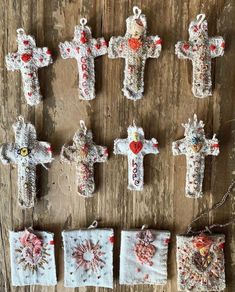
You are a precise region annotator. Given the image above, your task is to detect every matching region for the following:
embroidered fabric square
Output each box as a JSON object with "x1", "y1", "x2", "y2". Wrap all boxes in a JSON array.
[
  {"x1": 176, "y1": 234, "x2": 226, "y2": 291},
  {"x1": 119, "y1": 229, "x2": 170, "y2": 285},
  {"x1": 9, "y1": 229, "x2": 57, "y2": 286},
  {"x1": 62, "y1": 228, "x2": 114, "y2": 288}
]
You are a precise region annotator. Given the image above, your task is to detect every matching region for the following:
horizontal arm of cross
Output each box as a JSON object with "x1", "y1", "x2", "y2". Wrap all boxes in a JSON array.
[
  {"x1": 5, "y1": 53, "x2": 21, "y2": 71},
  {"x1": 175, "y1": 41, "x2": 193, "y2": 60},
  {"x1": 143, "y1": 138, "x2": 159, "y2": 154},
  {"x1": 59, "y1": 41, "x2": 77, "y2": 59},
  {"x1": 32, "y1": 141, "x2": 53, "y2": 164},
  {"x1": 33, "y1": 47, "x2": 53, "y2": 68},
  {"x1": 146, "y1": 36, "x2": 162, "y2": 58},
  {"x1": 204, "y1": 135, "x2": 220, "y2": 156},
  {"x1": 94, "y1": 145, "x2": 108, "y2": 162},
  {"x1": 113, "y1": 138, "x2": 129, "y2": 155},
  {"x1": 172, "y1": 138, "x2": 187, "y2": 155},
  {"x1": 108, "y1": 36, "x2": 126, "y2": 59},
  {"x1": 91, "y1": 37, "x2": 108, "y2": 57},
  {"x1": 209, "y1": 37, "x2": 225, "y2": 58},
  {"x1": 0, "y1": 143, "x2": 17, "y2": 164}
]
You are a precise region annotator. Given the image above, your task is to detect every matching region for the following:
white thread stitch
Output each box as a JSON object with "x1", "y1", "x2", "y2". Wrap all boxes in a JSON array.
[
  {"x1": 120, "y1": 228, "x2": 170, "y2": 285},
  {"x1": 0, "y1": 116, "x2": 53, "y2": 208},
  {"x1": 176, "y1": 234, "x2": 226, "y2": 291},
  {"x1": 5, "y1": 28, "x2": 53, "y2": 106},
  {"x1": 114, "y1": 121, "x2": 159, "y2": 190},
  {"x1": 175, "y1": 14, "x2": 225, "y2": 98},
  {"x1": 108, "y1": 6, "x2": 162, "y2": 100},
  {"x1": 60, "y1": 121, "x2": 108, "y2": 197},
  {"x1": 59, "y1": 18, "x2": 107, "y2": 100},
  {"x1": 172, "y1": 114, "x2": 219, "y2": 198}
]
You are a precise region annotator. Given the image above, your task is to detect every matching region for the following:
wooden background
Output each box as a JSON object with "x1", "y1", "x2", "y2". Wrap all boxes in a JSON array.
[{"x1": 0, "y1": 0, "x2": 235, "y2": 291}]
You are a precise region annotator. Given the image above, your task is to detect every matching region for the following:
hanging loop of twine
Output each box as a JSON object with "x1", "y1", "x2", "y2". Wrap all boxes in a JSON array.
[
  {"x1": 18, "y1": 115, "x2": 24, "y2": 123},
  {"x1": 186, "y1": 181, "x2": 235, "y2": 235},
  {"x1": 80, "y1": 18, "x2": 87, "y2": 27},
  {"x1": 196, "y1": 13, "x2": 206, "y2": 26},
  {"x1": 133, "y1": 6, "x2": 141, "y2": 19},
  {"x1": 141, "y1": 224, "x2": 148, "y2": 230},
  {"x1": 88, "y1": 220, "x2": 98, "y2": 229},
  {"x1": 80, "y1": 120, "x2": 87, "y2": 135}
]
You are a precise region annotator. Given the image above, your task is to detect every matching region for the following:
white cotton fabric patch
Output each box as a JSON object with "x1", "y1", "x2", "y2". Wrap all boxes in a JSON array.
[
  {"x1": 62, "y1": 229, "x2": 114, "y2": 288},
  {"x1": 175, "y1": 14, "x2": 224, "y2": 98},
  {"x1": 5, "y1": 28, "x2": 53, "y2": 106},
  {"x1": 172, "y1": 114, "x2": 219, "y2": 198},
  {"x1": 59, "y1": 18, "x2": 107, "y2": 100},
  {"x1": 114, "y1": 122, "x2": 159, "y2": 190},
  {"x1": 119, "y1": 229, "x2": 170, "y2": 285},
  {"x1": 176, "y1": 234, "x2": 226, "y2": 291},
  {"x1": 9, "y1": 230, "x2": 57, "y2": 286},
  {"x1": 108, "y1": 6, "x2": 162, "y2": 100}
]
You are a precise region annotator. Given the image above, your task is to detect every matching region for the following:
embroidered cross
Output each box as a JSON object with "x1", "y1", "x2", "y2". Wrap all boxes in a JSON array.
[
  {"x1": 108, "y1": 6, "x2": 162, "y2": 100},
  {"x1": 172, "y1": 114, "x2": 219, "y2": 198},
  {"x1": 175, "y1": 14, "x2": 225, "y2": 98},
  {"x1": 60, "y1": 120, "x2": 108, "y2": 197},
  {"x1": 114, "y1": 121, "x2": 159, "y2": 190},
  {"x1": 59, "y1": 18, "x2": 107, "y2": 100},
  {"x1": 0, "y1": 116, "x2": 53, "y2": 208},
  {"x1": 5, "y1": 28, "x2": 53, "y2": 106}
]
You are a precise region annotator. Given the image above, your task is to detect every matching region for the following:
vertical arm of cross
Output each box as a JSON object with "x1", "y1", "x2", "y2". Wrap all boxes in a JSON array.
[
  {"x1": 209, "y1": 37, "x2": 225, "y2": 58},
  {"x1": 172, "y1": 138, "x2": 187, "y2": 155},
  {"x1": 146, "y1": 36, "x2": 162, "y2": 58},
  {"x1": 33, "y1": 47, "x2": 53, "y2": 68},
  {"x1": 108, "y1": 37, "x2": 126, "y2": 58},
  {"x1": 204, "y1": 134, "x2": 220, "y2": 156},
  {"x1": 59, "y1": 41, "x2": 77, "y2": 59},
  {"x1": 175, "y1": 41, "x2": 194, "y2": 60},
  {"x1": 5, "y1": 53, "x2": 21, "y2": 71},
  {"x1": 91, "y1": 37, "x2": 108, "y2": 57},
  {"x1": 94, "y1": 145, "x2": 109, "y2": 162},
  {"x1": 143, "y1": 138, "x2": 159, "y2": 154}
]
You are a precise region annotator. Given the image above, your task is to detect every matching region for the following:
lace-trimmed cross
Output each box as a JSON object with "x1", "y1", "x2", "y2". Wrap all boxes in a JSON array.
[
  {"x1": 59, "y1": 18, "x2": 107, "y2": 100},
  {"x1": 175, "y1": 14, "x2": 225, "y2": 98},
  {"x1": 5, "y1": 28, "x2": 53, "y2": 106},
  {"x1": 108, "y1": 6, "x2": 162, "y2": 100},
  {"x1": 0, "y1": 116, "x2": 53, "y2": 208},
  {"x1": 172, "y1": 114, "x2": 219, "y2": 198},
  {"x1": 60, "y1": 120, "x2": 108, "y2": 197},
  {"x1": 114, "y1": 121, "x2": 159, "y2": 190}
]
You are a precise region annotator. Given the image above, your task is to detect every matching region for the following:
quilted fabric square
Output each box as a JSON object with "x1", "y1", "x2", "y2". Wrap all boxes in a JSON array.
[
  {"x1": 119, "y1": 229, "x2": 170, "y2": 285},
  {"x1": 176, "y1": 234, "x2": 226, "y2": 291},
  {"x1": 62, "y1": 229, "x2": 114, "y2": 288},
  {"x1": 9, "y1": 229, "x2": 57, "y2": 286}
]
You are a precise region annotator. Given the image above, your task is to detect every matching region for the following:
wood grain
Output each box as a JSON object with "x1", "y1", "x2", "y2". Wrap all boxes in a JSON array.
[{"x1": 0, "y1": 0, "x2": 235, "y2": 291}]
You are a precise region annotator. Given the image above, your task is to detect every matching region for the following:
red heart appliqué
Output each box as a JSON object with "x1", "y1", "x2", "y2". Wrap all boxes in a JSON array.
[
  {"x1": 129, "y1": 141, "x2": 143, "y2": 154},
  {"x1": 21, "y1": 53, "x2": 32, "y2": 62}
]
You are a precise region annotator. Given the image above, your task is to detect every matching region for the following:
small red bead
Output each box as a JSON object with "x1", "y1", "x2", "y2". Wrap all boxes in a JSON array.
[
  {"x1": 21, "y1": 53, "x2": 32, "y2": 62},
  {"x1": 95, "y1": 43, "x2": 101, "y2": 49},
  {"x1": 46, "y1": 49, "x2": 52, "y2": 55},
  {"x1": 28, "y1": 92, "x2": 32, "y2": 96},
  {"x1": 221, "y1": 42, "x2": 225, "y2": 49},
  {"x1": 210, "y1": 44, "x2": 216, "y2": 51},
  {"x1": 66, "y1": 48, "x2": 70, "y2": 52},
  {"x1": 212, "y1": 143, "x2": 219, "y2": 148},
  {"x1": 183, "y1": 43, "x2": 190, "y2": 50},
  {"x1": 156, "y1": 38, "x2": 162, "y2": 45},
  {"x1": 109, "y1": 236, "x2": 115, "y2": 244},
  {"x1": 23, "y1": 40, "x2": 29, "y2": 45},
  {"x1": 47, "y1": 147, "x2": 52, "y2": 153},
  {"x1": 80, "y1": 36, "x2": 88, "y2": 44}
]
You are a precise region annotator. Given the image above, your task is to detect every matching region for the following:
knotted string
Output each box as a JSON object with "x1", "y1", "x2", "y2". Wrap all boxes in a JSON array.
[{"x1": 187, "y1": 181, "x2": 235, "y2": 235}]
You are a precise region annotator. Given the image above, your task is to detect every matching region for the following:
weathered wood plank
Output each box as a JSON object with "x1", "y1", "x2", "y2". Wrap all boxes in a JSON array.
[{"x1": 0, "y1": 0, "x2": 234, "y2": 291}]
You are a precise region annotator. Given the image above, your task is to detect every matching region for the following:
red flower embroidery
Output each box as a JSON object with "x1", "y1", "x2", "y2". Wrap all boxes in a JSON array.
[
  {"x1": 128, "y1": 38, "x2": 142, "y2": 51},
  {"x1": 72, "y1": 240, "x2": 105, "y2": 273},
  {"x1": 192, "y1": 234, "x2": 213, "y2": 256}
]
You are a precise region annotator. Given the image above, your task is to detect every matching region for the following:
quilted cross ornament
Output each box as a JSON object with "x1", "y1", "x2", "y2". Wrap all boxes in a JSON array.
[
  {"x1": 60, "y1": 120, "x2": 108, "y2": 197},
  {"x1": 172, "y1": 114, "x2": 219, "y2": 198},
  {"x1": 62, "y1": 221, "x2": 114, "y2": 288},
  {"x1": 5, "y1": 28, "x2": 53, "y2": 106},
  {"x1": 120, "y1": 226, "x2": 170, "y2": 285},
  {"x1": 9, "y1": 228, "x2": 57, "y2": 286},
  {"x1": 176, "y1": 234, "x2": 226, "y2": 291},
  {"x1": 114, "y1": 121, "x2": 159, "y2": 190},
  {"x1": 108, "y1": 6, "x2": 162, "y2": 100},
  {"x1": 0, "y1": 116, "x2": 53, "y2": 208},
  {"x1": 59, "y1": 18, "x2": 107, "y2": 100},
  {"x1": 175, "y1": 14, "x2": 225, "y2": 98}
]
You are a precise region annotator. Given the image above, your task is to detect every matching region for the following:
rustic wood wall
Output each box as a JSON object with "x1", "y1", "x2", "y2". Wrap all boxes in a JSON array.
[{"x1": 0, "y1": 0, "x2": 235, "y2": 291}]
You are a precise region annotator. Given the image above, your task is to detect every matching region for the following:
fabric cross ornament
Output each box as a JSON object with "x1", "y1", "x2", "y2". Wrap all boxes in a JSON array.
[
  {"x1": 9, "y1": 228, "x2": 57, "y2": 286},
  {"x1": 60, "y1": 120, "x2": 108, "y2": 197},
  {"x1": 62, "y1": 221, "x2": 114, "y2": 288},
  {"x1": 108, "y1": 6, "x2": 162, "y2": 100},
  {"x1": 120, "y1": 226, "x2": 170, "y2": 285},
  {"x1": 114, "y1": 121, "x2": 159, "y2": 190},
  {"x1": 0, "y1": 116, "x2": 53, "y2": 208},
  {"x1": 59, "y1": 18, "x2": 107, "y2": 100},
  {"x1": 175, "y1": 14, "x2": 225, "y2": 98},
  {"x1": 172, "y1": 114, "x2": 219, "y2": 198},
  {"x1": 5, "y1": 28, "x2": 53, "y2": 106}
]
